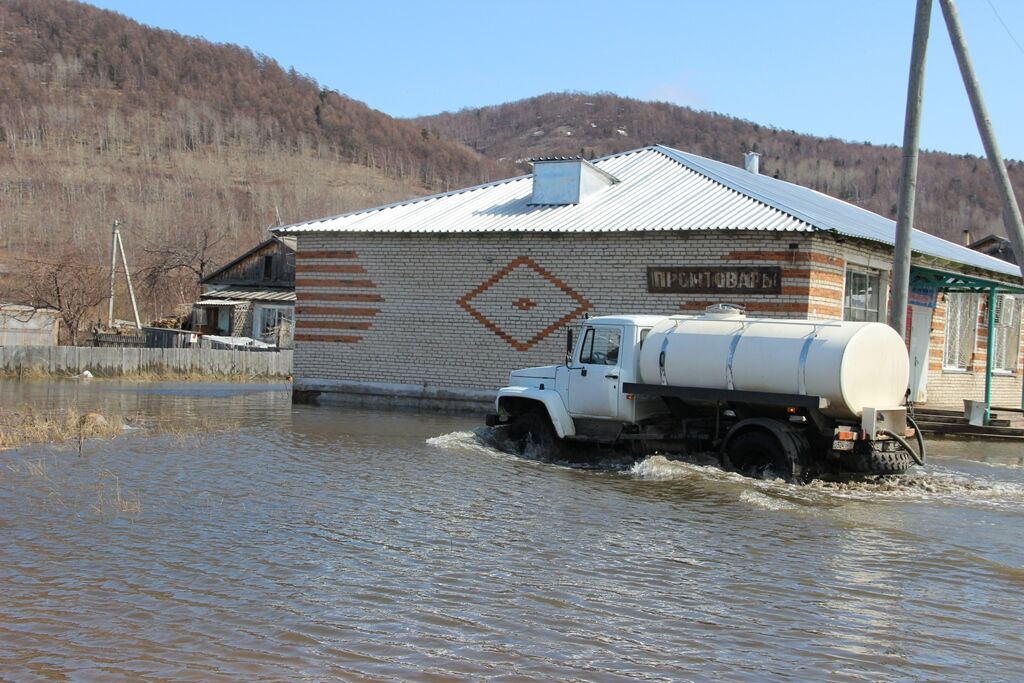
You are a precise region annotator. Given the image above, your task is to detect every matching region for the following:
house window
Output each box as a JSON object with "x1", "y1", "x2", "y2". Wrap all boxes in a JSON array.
[
  {"x1": 993, "y1": 294, "x2": 1021, "y2": 373},
  {"x1": 843, "y1": 268, "x2": 882, "y2": 322},
  {"x1": 943, "y1": 293, "x2": 979, "y2": 370},
  {"x1": 255, "y1": 305, "x2": 294, "y2": 344},
  {"x1": 262, "y1": 255, "x2": 274, "y2": 280}
]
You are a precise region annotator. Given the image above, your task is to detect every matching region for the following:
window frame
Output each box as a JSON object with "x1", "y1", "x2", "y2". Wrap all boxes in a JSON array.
[
  {"x1": 254, "y1": 304, "x2": 294, "y2": 343},
  {"x1": 843, "y1": 266, "x2": 884, "y2": 322},
  {"x1": 992, "y1": 294, "x2": 1021, "y2": 374},
  {"x1": 577, "y1": 325, "x2": 622, "y2": 366},
  {"x1": 943, "y1": 292, "x2": 980, "y2": 372}
]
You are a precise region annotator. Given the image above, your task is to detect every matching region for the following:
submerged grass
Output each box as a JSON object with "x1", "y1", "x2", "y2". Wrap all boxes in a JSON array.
[
  {"x1": 0, "y1": 407, "x2": 124, "y2": 450},
  {"x1": 0, "y1": 405, "x2": 240, "y2": 520}
]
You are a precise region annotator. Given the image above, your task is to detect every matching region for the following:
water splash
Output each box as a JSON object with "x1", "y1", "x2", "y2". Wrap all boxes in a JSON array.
[
  {"x1": 426, "y1": 428, "x2": 508, "y2": 458},
  {"x1": 739, "y1": 489, "x2": 799, "y2": 511}
]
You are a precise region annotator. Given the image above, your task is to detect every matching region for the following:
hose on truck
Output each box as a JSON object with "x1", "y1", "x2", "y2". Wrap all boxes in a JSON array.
[{"x1": 881, "y1": 415, "x2": 926, "y2": 467}]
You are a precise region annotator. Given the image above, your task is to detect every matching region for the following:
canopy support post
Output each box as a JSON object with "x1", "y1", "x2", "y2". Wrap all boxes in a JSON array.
[{"x1": 984, "y1": 287, "x2": 996, "y2": 424}]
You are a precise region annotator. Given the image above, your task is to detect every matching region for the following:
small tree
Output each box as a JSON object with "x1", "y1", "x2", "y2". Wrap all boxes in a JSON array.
[{"x1": 6, "y1": 255, "x2": 109, "y2": 345}]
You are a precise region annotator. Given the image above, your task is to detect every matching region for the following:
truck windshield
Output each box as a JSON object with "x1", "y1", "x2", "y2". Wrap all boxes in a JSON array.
[{"x1": 579, "y1": 327, "x2": 621, "y2": 365}]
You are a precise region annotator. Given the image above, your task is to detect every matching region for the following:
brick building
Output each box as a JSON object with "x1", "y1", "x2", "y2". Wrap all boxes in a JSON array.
[{"x1": 275, "y1": 146, "x2": 1023, "y2": 410}]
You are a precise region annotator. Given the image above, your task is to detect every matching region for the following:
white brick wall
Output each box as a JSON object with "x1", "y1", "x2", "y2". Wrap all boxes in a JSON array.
[{"x1": 292, "y1": 230, "x2": 1023, "y2": 408}]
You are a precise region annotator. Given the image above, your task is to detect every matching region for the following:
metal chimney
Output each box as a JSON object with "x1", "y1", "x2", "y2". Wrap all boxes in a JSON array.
[
  {"x1": 743, "y1": 152, "x2": 760, "y2": 174},
  {"x1": 962, "y1": 229, "x2": 972, "y2": 246}
]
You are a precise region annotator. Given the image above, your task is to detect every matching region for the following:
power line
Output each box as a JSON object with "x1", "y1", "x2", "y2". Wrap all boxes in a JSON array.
[{"x1": 986, "y1": 0, "x2": 1024, "y2": 57}]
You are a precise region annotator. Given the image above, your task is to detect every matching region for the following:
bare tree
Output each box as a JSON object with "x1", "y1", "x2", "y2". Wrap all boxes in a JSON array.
[
  {"x1": 138, "y1": 223, "x2": 230, "y2": 310},
  {"x1": 5, "y1": 254, "x2": 109, "y2": 345}
]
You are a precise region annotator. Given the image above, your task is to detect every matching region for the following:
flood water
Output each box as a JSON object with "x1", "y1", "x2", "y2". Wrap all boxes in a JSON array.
[{"x1": 1, "y1": 380, "x2": 1023, "y2": 681}]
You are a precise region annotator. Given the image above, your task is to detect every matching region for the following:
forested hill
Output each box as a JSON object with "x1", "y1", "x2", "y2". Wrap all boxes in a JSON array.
[
  {"x1": 415, "y1": 93, "x2": 1024, "y2": 245},
  {"x1": 0, "y1": 0, "x2": 507, "y2": 321}
]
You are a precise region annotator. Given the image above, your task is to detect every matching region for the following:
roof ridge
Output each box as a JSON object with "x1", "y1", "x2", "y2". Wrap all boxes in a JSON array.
[
  {"x1": 274, "y1": 173, "x2": 532, "y2": 233},
  {"x1": 275, "y1": 146, "x2": 656, "y2": 234}
]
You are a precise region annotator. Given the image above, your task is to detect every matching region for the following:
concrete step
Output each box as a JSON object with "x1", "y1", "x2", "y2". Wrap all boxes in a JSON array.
[
  {"x1": 917, "y1": 422, "x2": 1024, "y2": 440},
  {"x1": 916, "y1": 418, "x2": 1012, "y2": 429},
  {"x1": 914, "y1": 408, "x2": 1020, "y2": 428}
]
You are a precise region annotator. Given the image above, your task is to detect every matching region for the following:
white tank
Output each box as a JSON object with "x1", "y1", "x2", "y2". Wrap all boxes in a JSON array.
[{"x1": 638, "y1": 306, "x2": 909, "y2": 419}]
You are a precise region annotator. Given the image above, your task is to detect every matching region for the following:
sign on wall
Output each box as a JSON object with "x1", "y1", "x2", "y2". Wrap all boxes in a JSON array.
[
  {"x1": 908, "y1": 285, "x2": 938, "y2": 309},
  {"x1": 647, "y1": 266, "x2": 782, "y2": 294}
]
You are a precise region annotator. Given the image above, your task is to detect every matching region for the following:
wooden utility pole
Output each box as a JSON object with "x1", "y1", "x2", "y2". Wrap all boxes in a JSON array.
[
  {"x1": 117, "y1": 230, "x2": 142, "y2": 329},
  {"x1": 938, "y1": 0, "x2": 1024, "y2": 277},
  {"x1": 890, "y1": 0, "x2": 933, "y2": 337},
  {"x1": 106, "y1": 220, "x2": 143, "y2": 329},
  {"x1": 107, "y1": 220, "x2": 119, "y2": 327}
]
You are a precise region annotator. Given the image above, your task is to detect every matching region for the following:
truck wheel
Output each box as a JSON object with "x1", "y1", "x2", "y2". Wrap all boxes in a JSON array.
[
  {"x1": 723, "y1": 431, "x2": 798, "y2": 481},
  {"x1": 508, "y1": 411, "x2": 558, "y2": 458},
  {"x1": 840, "y1": 449, "x2": 913, "y2": 475}
]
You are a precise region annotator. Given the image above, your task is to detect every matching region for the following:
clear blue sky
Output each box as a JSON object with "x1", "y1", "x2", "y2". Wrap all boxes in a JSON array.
[{"x1": 86, "y1": 0, "x2": 1024, "y2": 159}]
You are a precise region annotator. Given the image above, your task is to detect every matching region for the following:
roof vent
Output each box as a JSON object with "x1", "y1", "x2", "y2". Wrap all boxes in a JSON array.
[
  {"x1": 743, "y1": 151, "x2": 760, "y2": 174},
  {"x1": 529, "y1": 157, "x2": 619, "y2": 206}
]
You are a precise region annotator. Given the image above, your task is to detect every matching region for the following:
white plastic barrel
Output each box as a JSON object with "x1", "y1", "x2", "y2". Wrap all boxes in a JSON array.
[{"x1": 638, "y1": 308, "x2": 909, "y2": 419}]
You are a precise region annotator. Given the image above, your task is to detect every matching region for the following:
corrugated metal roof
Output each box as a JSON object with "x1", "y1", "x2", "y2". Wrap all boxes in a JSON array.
[
  {"x1": 657, "y1": 147, "x2": 1020, "y2": 279},
  {"x1": 275, "y1": 145, "x2": 1021, "y2": 280},
  {"x1": 203, "y1": 288, "x2": 296, "y2": 302},
  {"x1": 196, "y1": 299, "x2": 240, "y2": 306}
]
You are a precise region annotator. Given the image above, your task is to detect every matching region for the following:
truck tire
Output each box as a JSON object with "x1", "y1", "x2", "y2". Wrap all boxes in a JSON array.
[
  {"x1": 507, "y1": 410, "x2": 558, "y2": 458},
  {"x1": 723, "y1": 430, "x2": 799, "y2": 481},
  {"x1": 840, "y1": 449, "x2": 913, "y2": 475}
]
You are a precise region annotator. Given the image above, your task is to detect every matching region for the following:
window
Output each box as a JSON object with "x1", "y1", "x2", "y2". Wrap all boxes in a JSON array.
[
  {"x1": 262, "y1": 255, "x2": 273, "y2": 280},
  {"x1": 993, "y1": 294, "x2": 1021, "y2": 373},
  {"x1": 843, "y1": 268, "x2": 882, "y2": 321},
  {"x1": 255, "y1": 305, "x2": 294, "y2": 344},
  {"x1": 943, "y1": 293, "x2": 979, "y2": 370},
  {"x1": 578, "y1": 326, "x2": 621, "y2": 366}
]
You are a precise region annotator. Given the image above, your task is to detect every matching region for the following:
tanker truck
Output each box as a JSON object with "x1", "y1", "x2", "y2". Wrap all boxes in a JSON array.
[{"x1": 486, "y1": 304, "x2": 926, "y2": 481}]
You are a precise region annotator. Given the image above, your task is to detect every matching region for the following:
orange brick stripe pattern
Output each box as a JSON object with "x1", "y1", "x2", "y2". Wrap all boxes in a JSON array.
[{"x1": 295, "y1": 250, "x2": 381, "y2": 344}]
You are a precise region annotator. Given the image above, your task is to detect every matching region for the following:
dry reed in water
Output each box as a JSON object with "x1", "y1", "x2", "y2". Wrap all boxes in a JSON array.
[{"x1": 0, "y1": 407, "x2": 124, "y2": 450}]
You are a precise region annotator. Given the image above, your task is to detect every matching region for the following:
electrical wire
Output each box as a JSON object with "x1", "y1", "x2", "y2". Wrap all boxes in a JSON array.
[{"x1": 986, "y1": 0, "x2": 1024, "y2": 58}]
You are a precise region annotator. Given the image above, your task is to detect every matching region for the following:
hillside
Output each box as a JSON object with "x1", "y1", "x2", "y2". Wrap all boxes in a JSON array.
[
  {"x1": 0, "y1": 0, "x2": 508, "y2": 322},
  {"x1": 415, "y1": 92, "x2": 1024, "y2": 245}
]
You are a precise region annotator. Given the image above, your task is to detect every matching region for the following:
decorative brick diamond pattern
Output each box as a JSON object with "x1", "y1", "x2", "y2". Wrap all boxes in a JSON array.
[{"x1": 458, "y1": 256, "x2": 592, "y2": 351}]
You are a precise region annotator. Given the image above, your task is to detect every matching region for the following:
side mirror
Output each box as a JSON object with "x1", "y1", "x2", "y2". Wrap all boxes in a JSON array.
[{"x1": 565, "y1": 329, "x2": 574, "y2": 366}]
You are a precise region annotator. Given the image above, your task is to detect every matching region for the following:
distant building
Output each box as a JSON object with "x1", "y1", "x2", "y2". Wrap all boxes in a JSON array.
[
  {"x1": 192, "y1": 236, "x2": 296, "y2": 346},
  {"x1": 0, "y1": 305, "x2": 60, "y2": 346},
  {"x1": 275, "y1": 145, "x2": 1024, "y2": 410},
  {"x1": 969, "y1": 234, "x2": 1018, "y2": 265}
]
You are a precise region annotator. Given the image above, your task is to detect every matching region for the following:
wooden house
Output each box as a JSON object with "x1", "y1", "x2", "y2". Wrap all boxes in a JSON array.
[{"x1": 192, "y1": 236, "x2": 296, "y2": 346}]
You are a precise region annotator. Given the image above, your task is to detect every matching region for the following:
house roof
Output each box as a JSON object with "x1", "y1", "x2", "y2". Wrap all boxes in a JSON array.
[
  {"x1": 274, "y1": 145, "x2": 1021, "y2": 281},
  {"x1": 203, "y1": 288, "x2": 296, "y2": 303},
  {"x1": 201, "y1": 235, "x2": 296, "y2": 285}
]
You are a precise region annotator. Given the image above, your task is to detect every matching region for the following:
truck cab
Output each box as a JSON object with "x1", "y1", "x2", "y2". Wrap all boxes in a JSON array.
[{"x1": 494, "y1": 316, "x2": 666, "y2": 439}]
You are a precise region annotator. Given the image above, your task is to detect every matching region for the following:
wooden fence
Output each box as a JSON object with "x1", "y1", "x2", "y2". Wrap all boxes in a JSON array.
[{"x1": 0, "y1": 346, "x2": 293, "y2": 378}]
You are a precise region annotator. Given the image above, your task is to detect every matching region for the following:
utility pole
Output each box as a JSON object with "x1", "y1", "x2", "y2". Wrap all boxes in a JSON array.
[
  {"x1": 938, "y1": 0, "x2": 1024, "y2": 276},
  {"x1": 106, "y1": 219, "x2": 143, "y2": 329},
  {"x1": 116, "y1": 230, "x2": 142, "y2": 329},
  {"x1": 107, "y1": 220, "x2": 119, "y2": 328},
  {"x1": 889, "y1": 0, "x2": 933, "y2": 337}
]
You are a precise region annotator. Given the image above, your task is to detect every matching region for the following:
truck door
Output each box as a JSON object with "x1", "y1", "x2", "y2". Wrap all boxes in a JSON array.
[{"x1": 568, "y1": 325, "x2": 622, "y2": 418}]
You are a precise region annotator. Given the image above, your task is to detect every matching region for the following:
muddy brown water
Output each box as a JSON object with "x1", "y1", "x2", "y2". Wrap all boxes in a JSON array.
[{"x1": 1, "y1": 380, "x2": 1023, "y2": 681}]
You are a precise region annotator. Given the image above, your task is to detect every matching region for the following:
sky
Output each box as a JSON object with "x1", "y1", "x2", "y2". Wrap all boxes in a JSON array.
[{"x1": 85, "y1": 0, "x2": 1024, "y2": 160}]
